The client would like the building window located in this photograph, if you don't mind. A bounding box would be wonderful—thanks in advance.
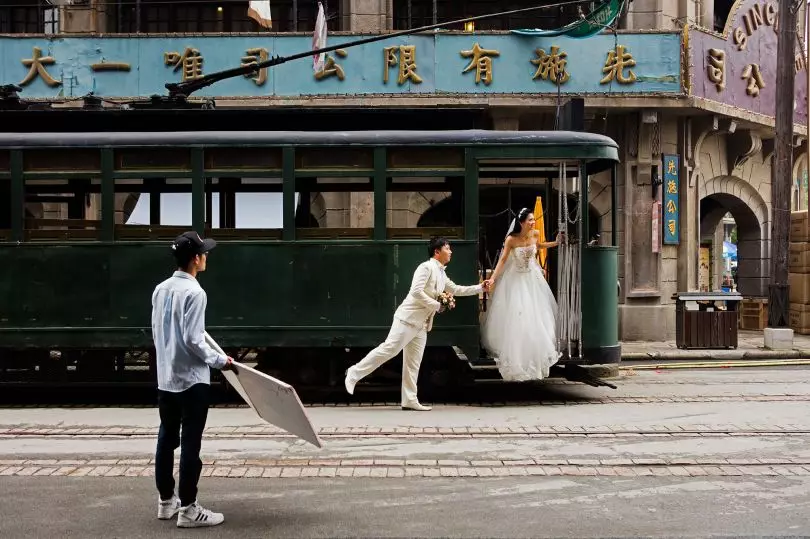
[0,0,55,34]
[109,0,341,33]
[713,0,735,32]
[393,0,592,31]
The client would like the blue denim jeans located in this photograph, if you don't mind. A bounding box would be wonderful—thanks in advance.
[155,383,209,506]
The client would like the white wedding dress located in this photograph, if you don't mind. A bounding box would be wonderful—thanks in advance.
[481,243,560,381]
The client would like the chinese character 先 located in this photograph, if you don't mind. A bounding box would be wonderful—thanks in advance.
[600,45,636,85]
[20,46,61,87]
[667,159,676,175]
[460,43,500,85]
[315,49,348,81]
[741,63,765,97]
[707,48,726,92]
[666,199,677,214]
[164,47,204,81]
[668,220,677,236]
[384,45,423,85]
[241,47,269,86]
[531,46,570,85]
[667,180,677,195]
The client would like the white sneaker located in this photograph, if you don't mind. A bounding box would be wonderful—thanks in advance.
[157,494,181,520]
[344,367,358,395]
[176,502,225,528]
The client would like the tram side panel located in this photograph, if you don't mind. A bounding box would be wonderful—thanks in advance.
[0,240,480,367]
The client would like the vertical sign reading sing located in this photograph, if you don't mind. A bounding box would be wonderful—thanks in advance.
[662,154,680,245]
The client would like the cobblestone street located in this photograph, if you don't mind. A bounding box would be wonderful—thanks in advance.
[1,366,809,536]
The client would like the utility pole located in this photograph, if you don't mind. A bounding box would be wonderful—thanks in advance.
[769,0,801,327]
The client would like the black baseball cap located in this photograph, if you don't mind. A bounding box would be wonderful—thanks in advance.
[172,231,216,256]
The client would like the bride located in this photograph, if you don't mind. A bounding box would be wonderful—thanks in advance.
[481,207,562,381]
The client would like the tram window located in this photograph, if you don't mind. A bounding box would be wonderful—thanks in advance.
[202,177,288,239]
[295,177,374,239]
[117,178,192,240]
[388,176,464,239]
[23,178,100,242]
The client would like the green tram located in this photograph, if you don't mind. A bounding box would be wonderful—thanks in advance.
[0,130,620,392]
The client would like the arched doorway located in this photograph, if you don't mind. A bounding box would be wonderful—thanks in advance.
[699,186,768,296]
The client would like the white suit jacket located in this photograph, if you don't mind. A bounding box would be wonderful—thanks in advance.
[394,258,482,332]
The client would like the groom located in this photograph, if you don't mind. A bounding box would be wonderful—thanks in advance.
[344,237,488,411]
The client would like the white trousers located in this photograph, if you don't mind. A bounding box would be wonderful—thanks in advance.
[350,318,428,406]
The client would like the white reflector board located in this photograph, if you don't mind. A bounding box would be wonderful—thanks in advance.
[205,332,323,448]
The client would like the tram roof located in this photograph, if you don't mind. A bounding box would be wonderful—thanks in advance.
[0,130,619,161]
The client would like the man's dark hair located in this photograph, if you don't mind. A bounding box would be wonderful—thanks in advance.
[429,237,449,258]
[173,250,196,271]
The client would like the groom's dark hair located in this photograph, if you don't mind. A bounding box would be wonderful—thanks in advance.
[429,237,449,258]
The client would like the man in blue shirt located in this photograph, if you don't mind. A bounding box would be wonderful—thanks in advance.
[151,231,233,528]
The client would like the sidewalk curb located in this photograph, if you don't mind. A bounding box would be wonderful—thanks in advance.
[621,349,810,362]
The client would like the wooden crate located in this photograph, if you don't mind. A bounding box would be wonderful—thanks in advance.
[789,242,810,273]
[789,303,810,335]
[791,211,809,242]
[790,273,810,304]
[739,298,768,330]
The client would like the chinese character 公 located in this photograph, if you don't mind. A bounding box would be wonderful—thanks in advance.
[241,47,269,86]
[666,199,677,214]
[20,46,61,87]
[707,48,726,92]
[315,49,348,81]
[460,43,500,85]
[531,46,570,85]
[600,45,636,85]
[741,63,765,97]
[384,45,423,85]
[164,47,204,81]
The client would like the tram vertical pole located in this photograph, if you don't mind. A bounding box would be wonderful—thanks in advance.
[282,147,296,242]
[611,164,617,247]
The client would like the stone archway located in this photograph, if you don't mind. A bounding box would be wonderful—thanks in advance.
[700,175,769,296]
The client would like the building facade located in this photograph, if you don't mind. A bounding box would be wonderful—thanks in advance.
[1,0,806,341]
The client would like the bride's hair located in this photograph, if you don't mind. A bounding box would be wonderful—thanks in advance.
[506,208,532,236]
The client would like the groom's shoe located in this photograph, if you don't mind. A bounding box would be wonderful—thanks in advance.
[401,401,432,411]
[344,367,358,395]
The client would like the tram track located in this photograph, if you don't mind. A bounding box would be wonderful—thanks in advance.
[2,427,810,439]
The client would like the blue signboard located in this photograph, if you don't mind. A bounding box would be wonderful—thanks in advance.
[0,32,683,98]
[662,154,680,245]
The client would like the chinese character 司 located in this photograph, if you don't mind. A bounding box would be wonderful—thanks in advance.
[20,46,61,87]
[668,220,677,236]
[741,63,765,97]
[531,46,570,85]
[707,48,726,92]
[315,49,348,81]
[165,47,204,81]
[241,47,269,86]
[384,45,423,85]
[600,45,636,84]
[460,43,500,86]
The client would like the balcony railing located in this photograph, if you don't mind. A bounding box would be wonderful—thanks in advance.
[392,0,594,31]
[1,0,342,34]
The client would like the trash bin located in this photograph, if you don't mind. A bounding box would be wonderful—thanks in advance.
[674,292,742,349]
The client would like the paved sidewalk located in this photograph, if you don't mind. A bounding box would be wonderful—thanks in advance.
[621,330,810,360]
